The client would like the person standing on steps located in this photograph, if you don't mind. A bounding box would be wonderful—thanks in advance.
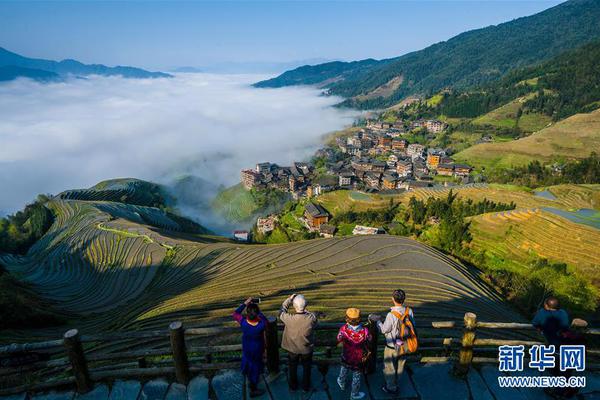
[369,289,418,395]
[232,298,267,398]
[532,296,570,347]
[336,307,371,400]
[279,293,318,393]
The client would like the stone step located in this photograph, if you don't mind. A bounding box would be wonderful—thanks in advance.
[187,376,209,400]
[164,383,186,400]
[75,385,109,400]
[212,369,244,399]
[30,392,74,400]
[411,363,468,400]
[138,379,170,400]
[107,380,141,400]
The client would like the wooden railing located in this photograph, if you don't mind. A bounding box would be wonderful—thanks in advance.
[1,313,598,396]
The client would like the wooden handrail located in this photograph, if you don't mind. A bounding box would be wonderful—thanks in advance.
[1,313,597,396]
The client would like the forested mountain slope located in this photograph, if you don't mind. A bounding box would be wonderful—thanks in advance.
[256,0,600,109]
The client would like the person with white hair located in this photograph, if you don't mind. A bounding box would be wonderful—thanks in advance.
[279,293,318,392]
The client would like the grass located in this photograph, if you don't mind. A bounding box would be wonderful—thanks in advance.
[212,184,260,223]
[471,94,552,133]
[455,109,600,169]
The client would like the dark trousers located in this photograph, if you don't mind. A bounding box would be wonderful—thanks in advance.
[288,352,312,390]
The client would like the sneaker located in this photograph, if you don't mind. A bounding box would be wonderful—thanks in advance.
[337,376,346,390]
[382,385,398,394]
[351,392,366,400]
[249,388,265,398]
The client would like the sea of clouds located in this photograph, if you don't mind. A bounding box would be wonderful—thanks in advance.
[0,74,358,228]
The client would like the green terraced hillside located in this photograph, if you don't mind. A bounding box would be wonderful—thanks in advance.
[0,198,524,341]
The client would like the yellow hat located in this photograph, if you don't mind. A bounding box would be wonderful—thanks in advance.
[346,307,361,320]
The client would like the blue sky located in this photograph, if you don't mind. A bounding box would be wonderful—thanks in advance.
[0,1,563,71]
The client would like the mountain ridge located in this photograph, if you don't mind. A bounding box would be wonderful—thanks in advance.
[255,0,600,109]
[0,46,172,82]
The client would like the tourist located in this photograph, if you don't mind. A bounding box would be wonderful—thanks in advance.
[369,289,418,394]
[279,293,318,392]
[532,296,570,347]
[336,307,371,400]
[232,298,267,398]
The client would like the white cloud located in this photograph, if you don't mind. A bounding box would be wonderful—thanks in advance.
[0,74,358,224]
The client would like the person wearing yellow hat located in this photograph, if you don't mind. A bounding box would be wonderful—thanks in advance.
[336,307,371,400]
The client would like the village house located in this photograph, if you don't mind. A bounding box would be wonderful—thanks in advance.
[425,119,447,133]
[407,143,425,158]
[437,163,455,176]
[256,216,277,234]
[241,169,262,190]
[378,136,392,149]
[396,160,413,177]
[233,230,250,242]
[372,161,387,173]
[352,225,381,235]
[453,164,473,177]
[338,171,354,187]
[413,159,428,175]
[351,157,373,172]
[426,153,442,170]
[304,203,329,229]
[255,162,272,174]
[365,172,382,189]
[381,173,398,190]
[387,154,399,168]
[392,138,407,150]
[319,224,337,238]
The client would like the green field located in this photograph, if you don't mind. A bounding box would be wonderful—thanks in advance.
[455,109,600,169]
[212,184,261,223]
[471,95,552,133]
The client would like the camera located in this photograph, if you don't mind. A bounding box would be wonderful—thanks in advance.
[250,298,261,304]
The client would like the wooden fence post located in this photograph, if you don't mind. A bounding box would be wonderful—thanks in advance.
[265,316,280,374]
[455,312,477,376]
[170,321,190,384]
[366,320,378,374]
[63,329,92,394]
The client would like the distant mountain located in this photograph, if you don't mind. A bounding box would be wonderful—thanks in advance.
[172,58,332,74]
[0,65,59,82]
[0,47,172,82]
[255,0,600,109]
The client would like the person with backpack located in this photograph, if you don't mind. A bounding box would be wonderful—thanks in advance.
[369,289,417,394]
[232,298,268,398]
[279,293,318,392]
[336,307,371,400]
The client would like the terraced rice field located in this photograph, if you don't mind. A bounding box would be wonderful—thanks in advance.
[406,184,600,212]
[317,184,600,217]
[469,208,600,283]
[0,199,524,341]
[455,109,600,169]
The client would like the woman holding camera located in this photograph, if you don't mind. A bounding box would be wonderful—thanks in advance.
[232,298,267,398]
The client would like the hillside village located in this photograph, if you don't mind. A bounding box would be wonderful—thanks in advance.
[237,116,475,240]
[241,117,473,199]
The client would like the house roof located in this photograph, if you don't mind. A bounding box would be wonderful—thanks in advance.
[319,224,337,235]
[438,163,454,170]
[305,203,328,218]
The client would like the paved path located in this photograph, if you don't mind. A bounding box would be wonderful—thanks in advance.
[2,362,599,400]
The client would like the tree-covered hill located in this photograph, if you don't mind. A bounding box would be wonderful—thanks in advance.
[438,39,600,120]
[255,0,600,110]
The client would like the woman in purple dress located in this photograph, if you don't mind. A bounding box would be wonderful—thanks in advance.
[232,298,267,398]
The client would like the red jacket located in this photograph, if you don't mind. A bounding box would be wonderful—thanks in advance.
[337,324,371,370]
